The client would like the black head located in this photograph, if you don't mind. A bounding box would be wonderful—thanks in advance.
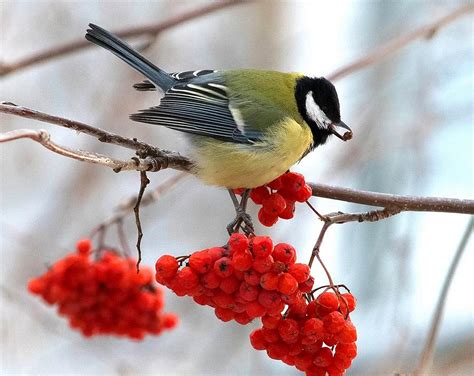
[295,76,352,148]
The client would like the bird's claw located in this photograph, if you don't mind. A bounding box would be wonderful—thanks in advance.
[227,208,254,236]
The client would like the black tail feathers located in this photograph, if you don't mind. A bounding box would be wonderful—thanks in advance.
[85,24,176,91]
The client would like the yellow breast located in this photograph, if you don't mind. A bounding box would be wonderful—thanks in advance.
[190,118,313,188]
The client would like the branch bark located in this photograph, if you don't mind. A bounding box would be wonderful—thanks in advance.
[0,0,249,77]
[310,183,474,215]
[0,102,193,172]
[0,128,172,172]
[327,4,474,81]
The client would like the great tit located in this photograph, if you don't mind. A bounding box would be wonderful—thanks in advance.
[85,24,352,190]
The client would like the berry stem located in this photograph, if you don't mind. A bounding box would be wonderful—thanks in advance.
[308,222,332,269]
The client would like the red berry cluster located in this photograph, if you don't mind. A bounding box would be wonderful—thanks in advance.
[250,291,357,375]
[237,171,313,227]
[155,233,314,325]
[27,239,178,340]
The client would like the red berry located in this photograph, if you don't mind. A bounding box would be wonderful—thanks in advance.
[299,275,315,293]
[219,275,240,294]
[251,236,273,258]
[258,290,282,311]
[281,172,306,192]
[189,250,212,274]
[262,193,287,216]
[294,352,314,371]
[323,311,346,334]
[303,318,324,339]
[336,320,357,343]
[341,293,356,313]
[261,314,281,329]
[214,307,235,322]
[295,184,312,202]
[316,291,339,313]
[207,247,225,262]
[277,318,299,343]
[250,329,267,350]
[201,270,221,289]
[234,312,252,325]
[239,282,259,302]
[288,263,310,283]
[260,272,280,291]
[336,342,357,359]
[277,273,298,295]
[258,208,279,227]
[244,269,261,286]
[246,300,267,318]
[155,255,179,281]
[313,347,333,367]
[232,249,253,271]
[267,342,289,360]
[278,200,295,220]
[174,267,199,291]
[213,257,233,278]
[252,255,274,274]
[228,233,249,253]
[76,238,92,255]
[27,278,45,294]
[249,186,270,204]
[273,243,296,265]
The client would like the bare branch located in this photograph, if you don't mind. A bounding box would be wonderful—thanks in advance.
[310,183,474,215]
[307,207,401,267]
[134,171,150,271]
[0,0,249,77]
[0,102,193,172]
[328,4,474,81]
[90,172,187,240]
[0,128,157,172]
[2,103,472,215]
[414,217,474,375]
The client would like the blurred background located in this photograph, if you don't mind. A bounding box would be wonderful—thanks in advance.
[1,1,473,375]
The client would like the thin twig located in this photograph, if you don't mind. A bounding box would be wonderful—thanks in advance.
[0,102,193,172]
[92,172,187,233]
[0,128,168,172]
[308,222,332,269]
[327,4,474,81]
[310,183,474,215]
[134,171,150,272]
[307,207,401,268]
[414,217,473,375]
[0,0,249,77]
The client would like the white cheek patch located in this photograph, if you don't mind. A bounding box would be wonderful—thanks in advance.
[305,91,330,129]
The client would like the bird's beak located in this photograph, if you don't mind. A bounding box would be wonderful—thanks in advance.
[329,121,352,141]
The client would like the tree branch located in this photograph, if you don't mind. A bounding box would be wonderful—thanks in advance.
[414,217,473,375]
[0,0,249,77]
[0,128,173,172]
[327,4,474,81]
[0,102,193,172]
[310,183,474,215]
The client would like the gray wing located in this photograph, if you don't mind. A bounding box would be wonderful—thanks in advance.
[130,73,262,144]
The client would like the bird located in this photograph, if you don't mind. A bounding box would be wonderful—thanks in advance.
[85,24,352,233]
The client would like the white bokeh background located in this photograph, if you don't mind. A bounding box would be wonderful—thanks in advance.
[1,1,473,375]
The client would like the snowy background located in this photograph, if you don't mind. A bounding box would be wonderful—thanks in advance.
[1,1,473,375]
